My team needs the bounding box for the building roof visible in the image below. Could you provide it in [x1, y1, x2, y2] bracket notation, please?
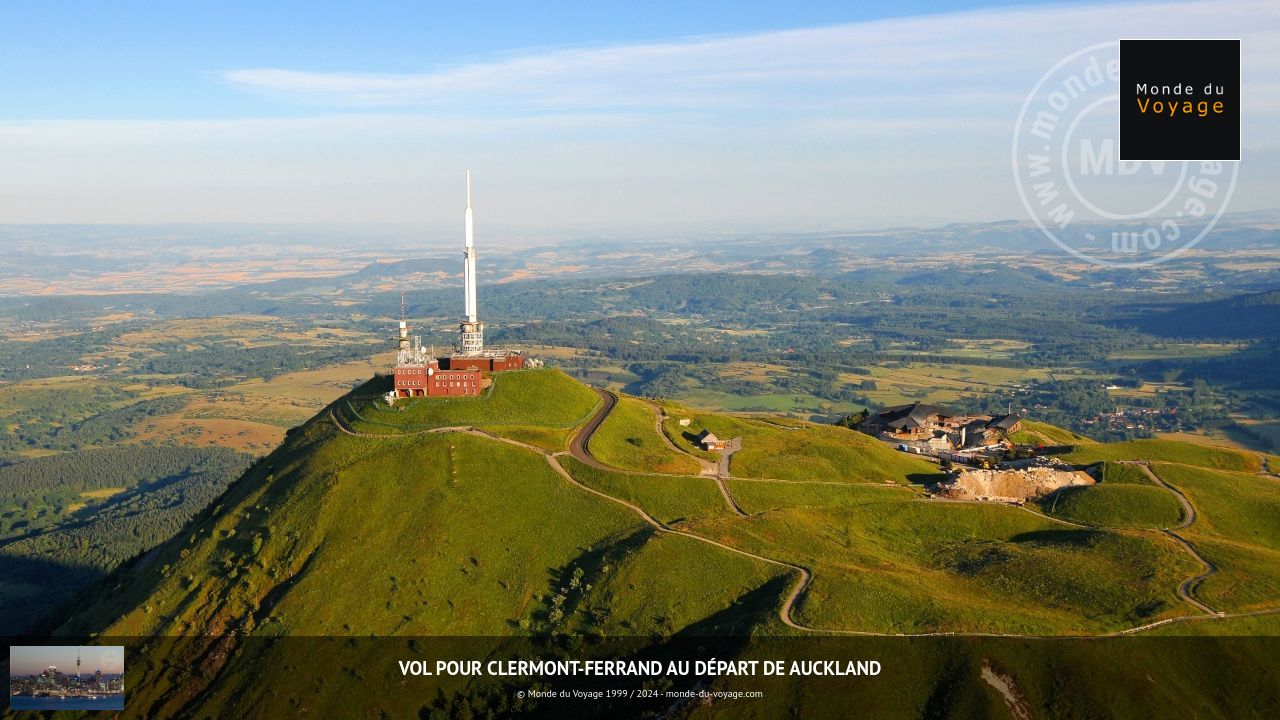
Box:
[877, 402, 959, 430]
[988, 414, 1022, 430]
[696, 430, 720, 444]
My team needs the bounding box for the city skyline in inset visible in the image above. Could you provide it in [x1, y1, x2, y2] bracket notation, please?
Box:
[9, 646, 125, 679]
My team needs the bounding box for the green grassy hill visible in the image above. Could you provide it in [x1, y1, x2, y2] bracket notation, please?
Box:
[1038, 484, 1186, 528]
[588, 395, 702, 475]
[661, 404, 940, 483]
[33, 370, 1280, 718]
[341, 368, 599, 450]
[1063, 438, 1261, 472]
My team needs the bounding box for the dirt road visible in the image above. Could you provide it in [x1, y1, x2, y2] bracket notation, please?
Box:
[329, 396, 1276, 637]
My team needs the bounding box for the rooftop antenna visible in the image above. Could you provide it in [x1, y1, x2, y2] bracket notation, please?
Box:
[400, 290, 406, 325]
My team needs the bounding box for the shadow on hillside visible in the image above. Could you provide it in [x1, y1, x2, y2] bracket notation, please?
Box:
[0, 553, 103, 636]
[674, 573, 791, 637]
[533, 527, 657, 631]
[907, 471, 948, 487]
[1008, 528, 1102, 546]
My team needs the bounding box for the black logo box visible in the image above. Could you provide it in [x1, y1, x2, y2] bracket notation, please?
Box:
[1120, 39, 1240, 161]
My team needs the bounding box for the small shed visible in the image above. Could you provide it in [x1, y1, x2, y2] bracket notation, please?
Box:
[696, 429, 727, 451]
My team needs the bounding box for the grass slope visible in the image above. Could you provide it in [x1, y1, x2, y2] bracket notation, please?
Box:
[1100, 461, 1154, 484]
[52, 403, 783, 718]
[561, 456, 729, 525]
[588, 396, 701, 474]
[1064, 439, 1260, 473]
[1153, 463, 1280, 612]
[663, 408, 939, 483]
[33, 370, 1279, 717]
[346, 368, 599, 433]
[683, 485, 1197, 634]
[1010, 420, 1094, 445]
[1038, 484, 1185, 529]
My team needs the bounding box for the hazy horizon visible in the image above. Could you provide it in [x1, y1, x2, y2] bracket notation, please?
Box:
[2, 0, 1277, 235]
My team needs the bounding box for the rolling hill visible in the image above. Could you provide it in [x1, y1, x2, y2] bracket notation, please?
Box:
[30, 368, 1280, 719]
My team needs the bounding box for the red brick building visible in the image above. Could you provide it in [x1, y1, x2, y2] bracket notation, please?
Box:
[441, 351, 525, 372]
[393, 360, 482, 398]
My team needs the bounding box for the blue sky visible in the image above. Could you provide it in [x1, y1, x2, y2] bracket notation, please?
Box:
[2, 0, 1072, 120]
[1, 0, 1276, 233]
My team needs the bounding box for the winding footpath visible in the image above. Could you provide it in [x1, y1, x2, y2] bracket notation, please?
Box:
[1118, 460, 1222, 616]
[644, 398, 747, 516]
[649, 401, 719, 477]
[329, 395, 1278, 639]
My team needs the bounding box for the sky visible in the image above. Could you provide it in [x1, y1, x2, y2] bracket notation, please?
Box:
[9, 646, 125, 677]
[1, 0, 1277, 237]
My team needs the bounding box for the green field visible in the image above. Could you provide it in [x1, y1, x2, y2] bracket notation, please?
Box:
[1150, 463, 1280, 612]
[682, 485, 1197, 634]
[1063, 438, 1261, 473]
[1039, 484, 1185, 529]
[664, 408, 940, 483]
[346, 368, 600, 433]
[1099, 461, 1155, 484]
[562, 456, 730, 525]
[725, 479, 919, 514]
[39, 369, 1280, 717]
[588, 396, 702, 474]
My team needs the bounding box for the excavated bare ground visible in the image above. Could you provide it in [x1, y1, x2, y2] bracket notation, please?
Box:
[933, 459, 1095, 503]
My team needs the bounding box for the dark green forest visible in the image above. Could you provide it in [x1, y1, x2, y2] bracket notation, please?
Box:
[0, 446, 250, 635]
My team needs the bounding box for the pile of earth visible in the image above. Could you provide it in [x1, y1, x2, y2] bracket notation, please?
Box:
[933, 458, 1095, 504]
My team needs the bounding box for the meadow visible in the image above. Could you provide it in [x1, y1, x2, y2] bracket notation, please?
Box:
[683, 484, 1197, 634]
[1038, 484, 1185, 529]
[587, 396, 702, 475]
[347, 368, 599, 433]
[1063, 438, 1262, 472]
[1153, 463, 1280, 612]
[662, 407, 939, 483]
[561, 456, 728, 524]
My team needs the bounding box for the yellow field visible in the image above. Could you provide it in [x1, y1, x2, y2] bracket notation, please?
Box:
[231, 352, 393, 405]
[1107, 381, 1188, 399]
[81, 487, 127, 500]
[124, 352, 396, 453]
[132, 417, 285, 454]
[178, 393, 317, 427]
[848, 362, 1078, 406]
[717, 361, 790, 383]
[943, 338, 1032, 357]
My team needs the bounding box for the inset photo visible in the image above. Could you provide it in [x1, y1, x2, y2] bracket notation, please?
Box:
[8, 646, 125, 712]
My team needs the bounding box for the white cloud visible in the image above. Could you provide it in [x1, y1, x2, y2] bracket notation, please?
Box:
[220, 0, 1280, 117]
[2, 0, 1277, 228]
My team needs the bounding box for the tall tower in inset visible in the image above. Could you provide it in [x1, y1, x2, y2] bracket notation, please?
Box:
[458, 170, 485, 354]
